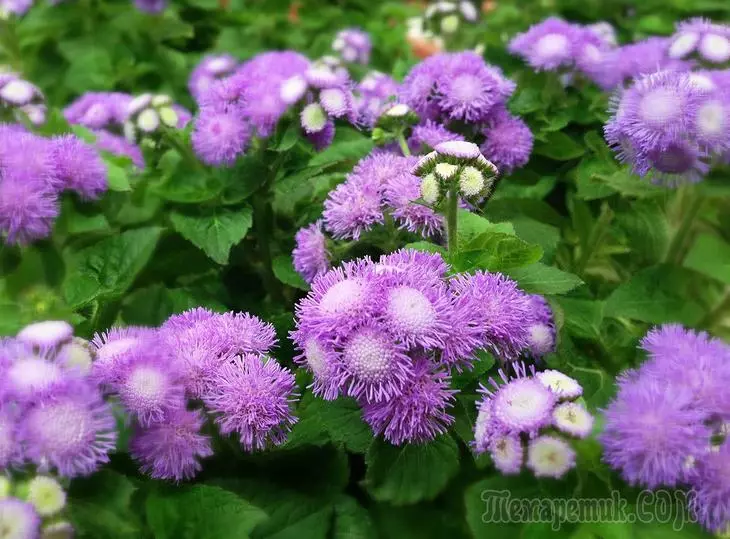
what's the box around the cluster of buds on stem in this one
[123,93,180,142]
[0,70,46,125]
[412,140,499,205]
[371,103,419,146]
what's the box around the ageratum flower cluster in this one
[473,363,591,478]
[291,249,557,445]
[0,71,46,125]
[0,321,116,479]
[122,93,191,143]
[399,52,534,173]
[191,51,310,166]
[188,54,239,102]
[0,123,109,245]
[604,70,730,186]
[668,18,730,65]
[93,308,298,481]
[0,474,74,539]
[600,325,730,533]
[354,71,399,127]
[332,28,371,65]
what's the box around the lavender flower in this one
[524,295,556,357]
[134,0,165,13]
[508,18,581,71]
[0,0,34,15]
[0,173,58,245]
[63,92,133,130]
[527,435,576,478]
[689,442,730,533]
[93,131,144,169]
[332,28,371,64]
[17,321,73,350]
[0,73,44,123]
[553,402,593,438]
[355,71,399,126]
[408,120,464,154]
[203,354,298,452]
[480,108,534,173]
[293,220,331,284]
[613,38,693,83]
[0,498,40,539]
[669,18,730,64]
[91,326,151,387]
[130,409,213,482]
[490,433,524,474]
[191,106,250,166]
[323,169,385,240]
[0,406,20,469]
[50,135,108,200]
[189,55,238,102]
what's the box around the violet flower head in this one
[524,294,556,357]
[669,18,730,64]
[408,120,465,154]
[383,167,443,237]
[203,354,298,452]
[490,433,524,474]
[21,381,117,477]
[480,108,534,173]
[323,173,385,240]
[0,172,58,245]
[203,311,278,357]
[614,38,693,83]
[399,54,450,119]
[50,134,108,200]
[508,18,581,71]
[161,307,216,333]
[600,376,712,489]
[333,28,371,64]
[293,220,331,284]
[0,406,20,469]
[362,357,455,445]
[189,54,238,102]
[0,0,34,15]
[355,71,399,127]
[191,105,250,166]
[63,92,133,130]
[93,131,145,169]
[91,326,152,388]
[130,409,213,482]
[134,0,165,13]
[0,498,40,539]
[17,320,73,350]
[305,120,335,151]
[689,441,730,533]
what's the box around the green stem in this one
[576,204,612,275]
[252,186,284,304]
[445,182,459,255]
[0,19,23,72]
[698,289,730,331]
[396,131,411,157]
[664,186,704,266]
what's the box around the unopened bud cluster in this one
[0,71,46,125]
[123,93,180,142]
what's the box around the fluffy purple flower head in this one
[1,130,60,190]
[489,433,524,474]
[113,347,186,427]
[202,311,278,357]
[203,354,298,452]
[0,498,40,539]
[669,18,730,64]
[408,121,464,154]
[305,119,335,151]
[600,375,713,489]
[241,81,289,138]
[162,307,216,333]
[323,174,384,240]
[362,357,455,445]
[355,71,399,126]
[91,326,152,388]
[689,442,730,533]
[0,406,20,469]
[645,139,709,186]
[509,18,581,71]
[189,54,238,101]
[480,108,533,173]
[21,381,117,477]
[292,337,341,401]
[0,0,33,15]
[0,74,42,107]
[693,91,730,154]
[293,220,331,283]
[130,409,213,482]
[93,131,144,169]
[447,271,532,361]
[0,174,58,245]
[333,28,371,64]
[527,435,576,478]
[615,38,693,83]
[399,54,450,119]
[524,294,556,357]
[134,0,165,13]
[50,135,108,200]
[383,168,443,237]
[3,349,65,404]
[17,320,73,350]
[191,106,250,166]
[63,92,133,130]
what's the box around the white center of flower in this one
[459,166,484,197]
[301,103,328,133]
[553,403,593,437]
[343,331,392,383]
[668,32,699,59]
[320,88,347,115]
[386,103,410,117]
[0,80,34,104]
[495,380,553,427]
[639,88,682,127]
[435,162,458,179]
[207,57,232,74]
[450,74,482,103]
[536,371,582,399]
[534,33,570,60]
[319,278,364,315]
[126,366,166,407]
[341,46,358,63]
[528,324,554,355]
[32,402,88,453]
[697,100,725,137]
[420,174,441,204]
[528,437,574,477]
[387,287,436,336]
[8,358,61,395]
[97,337,138,364]
[17,321,73,347]
[280,76,307,104]
[137,108,160,132]
[304,339,330,378]
[28,476,66,517]
[700,34,730,63]
[688,73,716,91]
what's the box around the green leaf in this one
[63,227,162,308]
[684,233,730,285]
[307,138,374,168]
[452,232,543,274]
[365,436,459,505]
[106,159,132,192]
[506,263,583,295]
[146,484,267,539]
[511,218,561,260]
[170,206,253,265]
[604,265,704,325]
[333,496,377,539]
[465,476,541,539]
[556,298,604,340]
[457,211,515,250]
[534,132,585,161]
[272,254,309,290]
[68,471,141,538]
[402,241,448,257]
[288,395,372,453]
[595,170,665,198]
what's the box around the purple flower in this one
[189,55,238,101]
[91,326,152,387]
[383,169,443,237]
[93,131,145,169]
[1,131,60,190]
[323,174,384,240]
[0,406,20,469]
[362,357,455,445]
[17,320,73,350]
[21,381,117,477]
[305,119,335,151]
[615,38,693,83]
[0,74,43,107]
[162,307,216,332]
[114,347,186,427]
[600,375,712,488]
[489,433,524,475]
[0,174,58,245]
[0,498,40,539]
[399,54,450,119]
[293,337,341,401]
[51,135,108,200]
[447,271,532,361]
[134,0,165,13]
[524,294,556,357]
[203,312,278,357]
[203,354,298,452]
[669,18,730,64]
[63,92,133,130]
[509,18,581,71]
[480,108,533,173]
[191,106,250,166]
[552,402,593,438]
[689,442,730,533]
[293,220,331,284]
[355,71,399,127]
[4,351,65,403]
[0,0,34,15]
[130,409,213,482]
[408,121,464,154]
[333,28,371,64]
[526,435,576,478]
